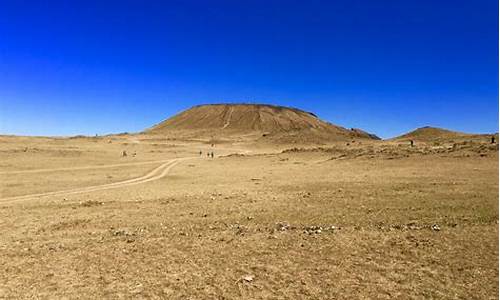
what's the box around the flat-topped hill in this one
[146,104,379,143]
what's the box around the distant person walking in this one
[410,140,414,147]
[207,152,210,158]
[211,152,214,158]
[491,136,496,144]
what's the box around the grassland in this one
[0,134,497,299]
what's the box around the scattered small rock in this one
[431,224,441,231]
[275,222,291,231]
[231,224,247,236]
[80,200,104,207]
[112,229,134,237]
[304,225,323,235]
[303,225,338,235]
[299,192,312,198]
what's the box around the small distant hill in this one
[392,126,472,141]
[146,103,380,143]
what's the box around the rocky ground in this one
[0,134,497,299]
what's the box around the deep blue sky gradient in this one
[0,0,498,138]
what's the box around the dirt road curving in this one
[0,157,196,203]
[0,159,175,175]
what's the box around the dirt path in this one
[0,159,175,175]
[0,157,196,203]
[0,146,250,203]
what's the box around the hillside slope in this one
[146,104,379,143]
[393,126,471,141]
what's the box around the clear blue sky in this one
[0,0,498,138]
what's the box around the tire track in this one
[0,157,196,203]
[0,159,174,175]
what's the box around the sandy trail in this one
[0,159,175,175]
[0,146,248,203]
[0,157,196,203]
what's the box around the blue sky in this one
[0,0,498,138]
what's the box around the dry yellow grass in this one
[0,134,497,299]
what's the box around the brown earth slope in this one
[146,103,379,143]
[393,126,472,142]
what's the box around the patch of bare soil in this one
[0,135,497,299]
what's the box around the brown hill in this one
[393,126,472,141]
[146,104,379,143]
[350,128,381,140]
